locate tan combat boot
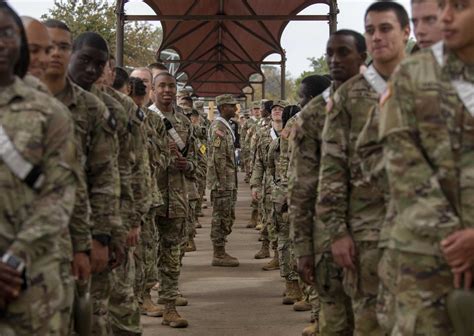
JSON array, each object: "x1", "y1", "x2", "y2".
[
  {"x1": 162, "y1": 301, "x2": 188, "y2": 328},
  {"x1": 254, "y1": 240, "x2": 270, "y2": 259},
  {"x1": 141, "y1": 292, "x2": 163, "y2": 317},
  {"x1": 158, "y1": 294, "x2": 188, "y2": 306},
  {"x1": 293, "y1": 299, "x2": 312, "y2": 311},
  {"x1": 212, "y1": 245, "x2": 239, "y2": 267},
  {"x1": 184, "y1": 238, "x2": 196, "y2": 252},
  {"x1": 302, "y1": 323, "x2": 318, "y2": 336},
  {"x1": 262, "y1": 249, "x2": 280, "y2": 271},
  {"x1": 246, "y1": 209, "x2": 258, "y2": 228},
  {"x1": 282, "y1": 280, "x2": 303, "y2": 305}
]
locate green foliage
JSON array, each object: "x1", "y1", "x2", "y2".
[
  {"x1": 295, "y1": 55, "x2": 329, "y2": 88},
  {"x1": 250, "y1": 66, "x2": 297, "y2": 103},
  {"x1": 41, "y1": 0, "x2": 162, "y2": 67}
]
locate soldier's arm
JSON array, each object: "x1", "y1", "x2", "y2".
[
  {"x1": 209, "y1": 126, "x2": 228, "y2": 191},
  {"x1": 8, "y1": 104, "x2": 78, "y2": 264},
  {"x1": 318, "y1": 93, "x2": 351, "y2": 243},
  {"x1": 289, "y1": 103, "x2": 323, "y2": 257},
  {"x1": 87, "y1": 94, "x2": 120, "y2": 239},
  {"x1": 250, "y1": 135, "x2": 264, "y2": 193},
  {"x1": 380, "y1": 65, "x2": 461, "y2": 242},
  {"x1": 150, "y1": 114, "x2": 170, "y2": 175}
]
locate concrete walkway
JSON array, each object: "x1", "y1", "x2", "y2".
[{"x1": 143, "y1": 173, "x2": 309, "y2": 336}]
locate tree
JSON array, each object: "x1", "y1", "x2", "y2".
[
  {"x1": 295, "y1": 55, "x2": 329, "y2": 88},
  {"x1": 42, "y1": 0, "x2": 162, "y2": 67},
  {"x1": 250, "y1": 66, "x2": 297, "y2": 103}
]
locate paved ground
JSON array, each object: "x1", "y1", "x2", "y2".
[{"x1": 143, "y1": 173, "x2": 310, "y2": 336}]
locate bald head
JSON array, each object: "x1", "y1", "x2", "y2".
[{"x1": 22, "y1": 16, "x2": 51, "y2": 80}]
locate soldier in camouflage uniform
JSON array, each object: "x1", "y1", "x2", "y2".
[
  {"x1": 374, "y1": 1, "x2": 474, "y2": 334},
  {"x1": 0, "y1": 5, "x2": 78, "y2": 334},
  {"x1": 150, "y1": 72, "x2": 196, "y2": 328},
  {"x1": 241, "y1": 102, "x2": 261, "y2": 228},
  {"x1": 129, "y1": 68, "x2": 169, "y2": 318},
  {"x1": 193, "y1": 100, "x2": 209, "y2": 219},
  {"x1": 251, "y1": 100, "x2": 281, "y2": 269},
  {"x1": 68, "y1": 32, "x2": 131, "y2": 335},
  {"x1": 207, "y1": 95, "x2": 240, "y2": 267},
  {"x1": 317, "y1": 4, "x2": 409, "y2": 334}
]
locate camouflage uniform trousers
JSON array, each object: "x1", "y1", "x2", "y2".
[
  {"x1": 91, "y1": 269, "x2": 112, "y2": 335},
  {"x1": 210, "y1": 189, "x2": 236, "y2": 247},
  {"x1": 314, "y1": 252, "x2": 354, "y2": 336},
  {"x1": 58, "y1": 259, "x2": 74, "y2": 335},
  {"x1": 274, "y1": 204, "x2": 298, "y2": 281},
  {"x1": 342, "y1": 241, "x2": 383, "y2": 336},
  {"x1": 259, "y1": 190, "x2": 273, "y2": 245},
  {"x1": 180, "y1": 199, "x2": 197, "y2": 262},
  {"x1": 378, "y1": 249, "x2": 455, "y2": 336},
  {"x1": 0, "y1": 256, "x2": 64, "y2": 336},
  {"x1": 156, "y1": 216, "x2": 186, "y2": 301},
  {"x1": 135, "y1": 208, "x2": 159, "y2": 303},
  {"x1": 196, "y1": 179, "x2": 206, "y2": 216},
  {"x1": 109, "y1": 247, "x2": 141, "y2": 335}
]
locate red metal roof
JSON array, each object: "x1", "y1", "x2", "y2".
[{"x1": 139, "y1": 0, "x2": 336, "y2": 97}]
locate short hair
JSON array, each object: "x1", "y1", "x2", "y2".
[
  {"x1": 152, "y1": 71, "x2": 175, "y2": 86},
  {"x1": 332, "y1": 29, "x2": 367, "y2": 53},
  {"x1": 73, "y1": 32, "x2": 109, "y2": 55},
  {"x1": 131, "y1": 67, "x2": 153, "y2": 82},
  {"x1": 191, "y1": 109, "x2": 200, "y2": 117},
  {"x1": 301, "y1": 75, "x2": 332, "y2": 98},
  {"x1": 263, "y1": 100, "x2": 273, "y2": 114},
  {"x1": 365, "y1": 1, "x2": 410, "y2": 29},
  {"x1": 129, "y1": 77, "x2": 147, "y2": 97},
  {"x1": 0, "y1": 3, "x2": 29, "y2": 78},
  {"x1": 148, "y1": 62, "x2": 167, "y2": 71},
  {"x1": 43, "y1": 19, "x2": 71, "y2": 33},
  {"x1": 112, "y1": 67, "x2": 129, "y2": 90}
]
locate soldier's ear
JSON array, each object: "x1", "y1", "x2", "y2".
[{"x1": 359, "y1": 51, "x2": 368, "y2": 65}]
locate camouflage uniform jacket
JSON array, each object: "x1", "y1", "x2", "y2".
[
  {"x1": 150, "y1": 106, "x2": 196, "y2": 218},
  {"x1": 380, "y1": 45, "x2": 474, "y2": 256},
  {"x1": 267, "y1": 134, "x2": 285, "y2": 205},
  {"x1": 250, "y1": 119, "x2": 274, "y2": 196},
  {"x1": 0, "y1": 77, "x2": 78, "y2": 267},
  {"x1": 241, "y1": 117, "x2": 257, "y2": 153},
  {"x1": 207, "y1": 118, "x2": 237, "y2": 192},
  {"x1": 289, "y1": 89, "x2": 332, "y2": 257},
  {"x1": 57, "y1": 77, "x2": 119, "y2": 251},
  {"x1": 105, "y1": 87, "x2": 151, "y2": 227},
  {"x1": 91, "y1": 86, "x2": 131, "y2": 243},
  {"x1": 279, "y1": 114, "x2": 300, "y2": 194},
  {"x1": 318, "y1": 74, "x2": 385, "y2": 244},
  {"x1": 143, "y1": 107, "x2": 169, "y2": 208}
]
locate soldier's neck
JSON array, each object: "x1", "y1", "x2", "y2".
[
  {"x1": 373, "y1": 50, "x2": 406, "y2": 79},
  {"x1": 272, "y1": 120, "x2": 282, "y2": 131},
  {"x1": 44, "y1": 74, "x2": 67, "y2": 96},
  {"x1": 157, "y1": 102, "x2": 173, "y2": 113},
  {"x1": 454, "y1": 44, "x2": 474, "y2": 65}
]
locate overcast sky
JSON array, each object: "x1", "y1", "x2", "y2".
[{"x1": 8, "y1": 0, "x2": 412, "y2": 79}]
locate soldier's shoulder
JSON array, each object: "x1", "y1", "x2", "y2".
[{"x1": 394, "y1": 48, "x2": 439, "y2": 85}]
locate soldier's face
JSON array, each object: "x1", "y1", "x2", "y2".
[
  {"x1": 411, "y1": 1, "x2": 442, "y2": 48},
  {"x1": 25, "y1": 20, "x2": 52, "y2": 81},
  {"x1": 46, "y1": 27, "x2": 72, "y2": 78},
  {"x1": 130, "y1": 69, "x2": 152, "y2": 106},
  {"x1": 0, "y1": 10, "x2": 20, "y2": 84},
  {"x1": 271, "y1": 106, "x2": 284, "y2": 122},
  {"x1": 153, "y1": 74, "x2": 177, "y2": 106},
  {"x1": 439, "y1": 0, "x2": 474, "y2": 56},
  {"x1": 252, "y1": 107, "x2": 260, "y2": 117},
  {"x1": 69, "y1": 45, "x2": 108, "y2": 90},
  {"x1": 95, "y1": 60, "x2": 113, "y2": 87},
  {"x1": 365, "y1": 10, "x2": 410, "y2": 64},
  {"x1": 326, "y1": 34, "x2": 366, "y2": 82},
  {"x1": 221, "y1": 104, "x2": 237, "y2": 119}
]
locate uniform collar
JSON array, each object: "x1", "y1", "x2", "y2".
[
  {"x1": 56, "y1": 77, "x2": 79, "y2": 109},
  {"x1": 445, "y1": 49, "x2": 474, "y2": 83}
]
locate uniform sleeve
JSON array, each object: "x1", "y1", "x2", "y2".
[
  {"x1": 8, "y1": 105, "x2": 78, "y2": 263},
  {"x1": 289, "y1": 103, "x2": 322, "y2": 257},
  {"x1": 318, "y1": 92, "x2": 351, "y2": 242},
  {"x1": 208, "y1": 126, "x2": 228, "y2": 190},
  {"x1": 380, "y1": 64, "x2": 460, "y2": 245},
  {"x1": 250, "y1": 132, "x2": 264, "y2": 193},
  {"x1": 87, "y1": 97, "x2": 120, "y2": 238}
]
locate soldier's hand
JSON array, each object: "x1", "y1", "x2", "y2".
[
  {"x1": 91, "y1": 239, "x2": 109, "y2": 273},
  {"x1": 0, "y1": 262, "x2": 23, "y2": 301},
  {"x1": 297, "y1": 255, "x2": 315, "y2": 285},
  {"x1": 169, "y1": 141, "x2": 178, "y2": 154},
  {"x1": 453, "y1": 269, "x2": 473, "y2": 290},
  {"x1": 175, "y1": 156, "x2": 188, "y2": 171},
  {"x1": 109, "y1": 245, "x2": 125, "y2": 270},
  {"x1": 126, "y1": 227, "x2": 141, "y2": 247},
  {"x1": 72, "y1": 252, "x2": 91, "y2": 281},
  {"x1": 331, "y1": 235, "x2": 356, "y2": 270},
  {"x1": 251, "y1": 190, "x2": 260, "y2": 201},
  {"x1": 441, "y1": 229, "x2": 474, "y2": 271}
]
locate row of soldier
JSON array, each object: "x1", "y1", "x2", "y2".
[
  {"x1": 239, "y1": 0, "x2": 474, "y2": 335},
  {"x1": 0, "y1": 2, "x2": 247, "y2": 335}
]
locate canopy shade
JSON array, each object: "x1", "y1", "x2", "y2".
[{"x1": 119, "y1": 0, "x2": 338, "y2": 97}]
